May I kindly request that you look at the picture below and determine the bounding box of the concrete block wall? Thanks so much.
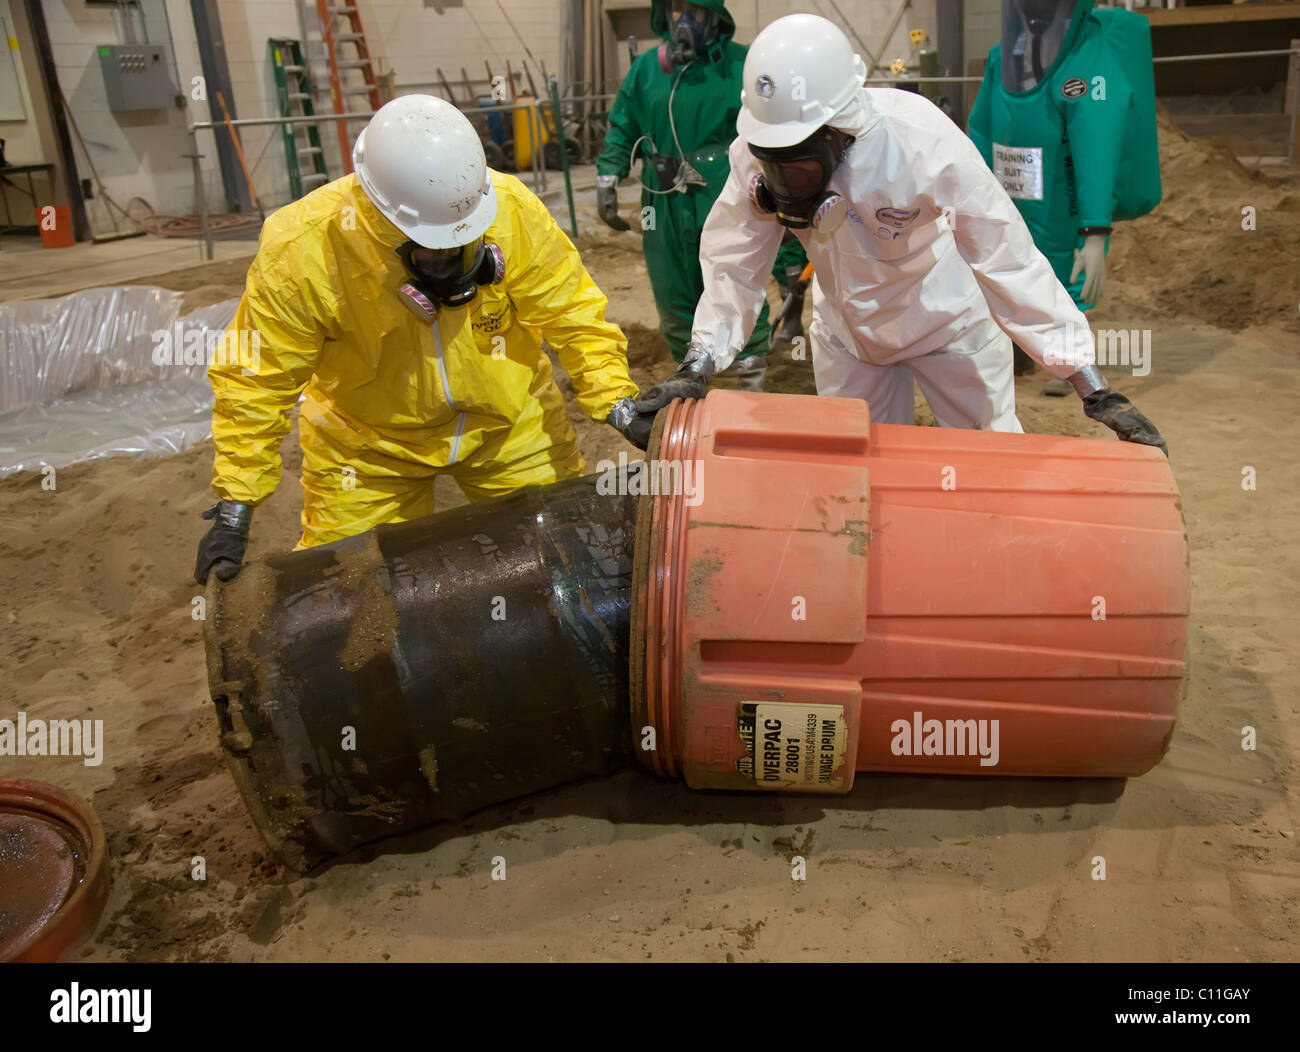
[371,0,563,99]
[740,1,935,67]
[964,0,1002,71]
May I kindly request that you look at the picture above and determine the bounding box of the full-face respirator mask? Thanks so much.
[658,4,720,73]
[395,237,505,321]
[747,126,854,235]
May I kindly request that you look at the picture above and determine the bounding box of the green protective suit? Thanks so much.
[597,0,806,362]
[968,0,1160,310]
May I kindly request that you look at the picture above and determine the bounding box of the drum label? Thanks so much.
[737,702,847,790]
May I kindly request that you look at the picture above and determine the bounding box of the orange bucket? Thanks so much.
[631,390,1188,790]
[35,204,75,248]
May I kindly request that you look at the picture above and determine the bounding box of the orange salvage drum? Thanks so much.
[630,390,1188,792]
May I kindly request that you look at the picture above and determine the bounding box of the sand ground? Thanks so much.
[1,117,1297,961]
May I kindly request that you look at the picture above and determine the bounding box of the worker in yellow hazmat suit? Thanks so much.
[195,96,640,583]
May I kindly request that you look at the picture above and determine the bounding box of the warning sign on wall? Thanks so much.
[736,702,848,791]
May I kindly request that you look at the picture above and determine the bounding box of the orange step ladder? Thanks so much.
[296,2,385,174]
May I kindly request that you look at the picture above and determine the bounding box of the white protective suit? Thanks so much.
[691,86,1099,430]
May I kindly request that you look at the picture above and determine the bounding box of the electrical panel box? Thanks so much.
[97,45,175,111]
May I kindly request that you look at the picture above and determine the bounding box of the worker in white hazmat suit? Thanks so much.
[630,13,1166,453]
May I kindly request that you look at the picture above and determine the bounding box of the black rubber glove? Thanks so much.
[606,397,653,451]
[1082,389,1168,456]
[633,354,713,416]
[596,179,630,232]
[195,500,253,584]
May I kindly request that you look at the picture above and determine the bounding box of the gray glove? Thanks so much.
[633,348,714,416]
[1082,389,1168,456]
[596,174,630,232]
[606,396,652,450]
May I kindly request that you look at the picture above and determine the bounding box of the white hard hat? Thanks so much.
[353,95,498,249]
[737,14,868,149]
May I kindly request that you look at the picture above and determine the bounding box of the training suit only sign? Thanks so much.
[737,702,848,791]
[992,143,1044,201]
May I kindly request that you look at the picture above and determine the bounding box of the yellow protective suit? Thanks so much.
[209,170,637,547]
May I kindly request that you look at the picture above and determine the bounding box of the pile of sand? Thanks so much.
[1106,107,1300,333]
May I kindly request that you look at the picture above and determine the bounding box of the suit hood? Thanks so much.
[651,0,736,41]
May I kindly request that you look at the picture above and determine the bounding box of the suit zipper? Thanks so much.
[432,319,466,465]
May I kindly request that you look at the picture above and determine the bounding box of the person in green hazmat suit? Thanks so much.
[596,0,808,392]
[968,0,1160,390]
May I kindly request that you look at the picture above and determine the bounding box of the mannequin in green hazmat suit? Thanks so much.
[596,0,808,392]
[968,0,1160,388]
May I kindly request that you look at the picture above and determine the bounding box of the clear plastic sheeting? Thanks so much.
[0,287,239,478]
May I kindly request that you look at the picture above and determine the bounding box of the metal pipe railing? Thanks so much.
[186,110,377,262]
[865,74,981,83]
[1153,48,1298,63]
[187,111,375,132]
